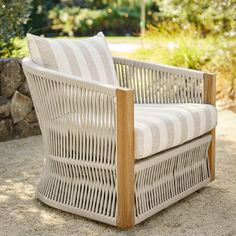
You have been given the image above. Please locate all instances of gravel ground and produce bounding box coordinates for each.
[0,110,236,236]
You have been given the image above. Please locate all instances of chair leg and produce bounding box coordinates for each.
[203,73,216,181]
[209,129,215,181]
[116,89,135,228]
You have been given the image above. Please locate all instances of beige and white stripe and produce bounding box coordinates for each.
[134,103,217,159]
[27,32,118,85]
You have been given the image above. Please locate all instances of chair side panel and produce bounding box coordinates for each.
[23,65,118,225]
[134,135,211,224]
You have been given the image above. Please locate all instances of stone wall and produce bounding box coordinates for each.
[0,58,40,142]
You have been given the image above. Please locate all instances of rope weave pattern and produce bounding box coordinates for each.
[134,135,211,223]
[113,57,204,104]
[24,60,117,225]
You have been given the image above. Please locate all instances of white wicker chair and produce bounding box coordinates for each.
[22,56,216,228]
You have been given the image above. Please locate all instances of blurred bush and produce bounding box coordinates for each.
[130,0,236,103]
[2,0,236,43]
[131,25,236,102]
[42,0,236,37]
[26,0,59,35]
[156,0,236,36]
[47,1,159,36]
[133,24,215,69]
[206,40,236,102]
[0,0,32,57]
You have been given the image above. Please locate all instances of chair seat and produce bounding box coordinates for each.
[135,103,217,159]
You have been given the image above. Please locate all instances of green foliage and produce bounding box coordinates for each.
[206,39,236,100]
[131,25,236,101]
[26,0,59,35]
[60,0,144,9]
[134,25,215,69]
[48,5,138,36]
[30,0,236,37]
[156,0,236,36]
[27,0,154,37]
[0,0,32,58]
[48,1,159,36]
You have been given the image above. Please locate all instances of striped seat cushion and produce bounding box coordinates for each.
[27,32,118,85]
[135,103,217,159]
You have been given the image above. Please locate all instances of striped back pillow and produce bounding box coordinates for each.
[27,32,118,85]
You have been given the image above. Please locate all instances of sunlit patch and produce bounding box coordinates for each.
[109,43,140,53]
[26,206,40,213]
[39,211,66,225]
[167,42,179,50]
[10,209,24,220]
[107,8,112,13]
[0,194,9,202]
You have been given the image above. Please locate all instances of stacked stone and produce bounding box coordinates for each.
[0,58,41,141]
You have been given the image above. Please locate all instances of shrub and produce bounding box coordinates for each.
[156,0,236,36]
[205,39,236,101]
[0,0,32,58]
[26,0,58,35]
[130,25,236,102]
[48,2,159,36]
[132,25,215,69]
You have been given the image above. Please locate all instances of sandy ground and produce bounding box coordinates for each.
[0,110,236,236]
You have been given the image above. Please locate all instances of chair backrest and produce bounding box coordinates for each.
[27,32,118,86]
[22,58,117,164]
[22,57,116,122]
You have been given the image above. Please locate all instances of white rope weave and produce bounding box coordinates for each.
[134,135,211,223]
[113,57,204,104]
[23,58,117,225]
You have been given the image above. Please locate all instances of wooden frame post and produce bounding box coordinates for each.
[116,88,135,228]
[204,73,216,181]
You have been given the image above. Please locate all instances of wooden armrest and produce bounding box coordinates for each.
[203,73,216,181]
[116,88,134,228]
[203,73,216,106]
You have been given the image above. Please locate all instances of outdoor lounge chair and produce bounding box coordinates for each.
[22,33,217,228]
